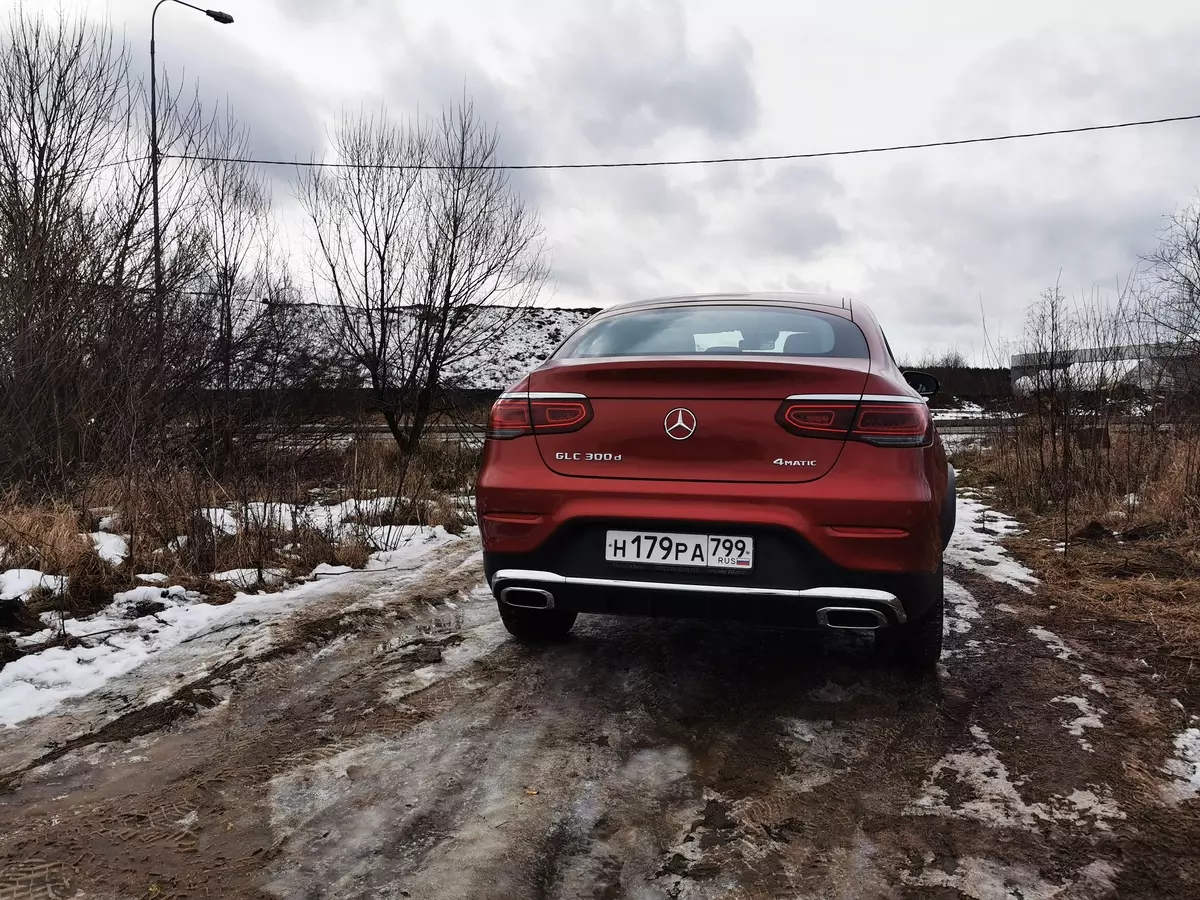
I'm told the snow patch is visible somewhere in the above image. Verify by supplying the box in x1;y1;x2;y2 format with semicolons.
201;507;239;536
903;856;1120;900
88;532;129;565
1;568;65;601
1;587;235;726
1051;696;1104;752
905;725;1124;831
1029;626;1075;662
1161;728;1200;802
1079;673;1108;695
944;577;982;636
930;401;986;421
946;497;1038;592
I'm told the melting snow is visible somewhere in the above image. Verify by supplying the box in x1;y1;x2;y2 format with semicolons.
944;577;982;636
89;532;129;565
1029;626;1075;662
1;526;468;728
1161;728;1200;802
946;497;1038;592
905;725;1124;831
1;586;233;727
1;569;65;602
903;856;1061;900
1079;673;1108;696
1051;696;1104;752
903;857;1119;900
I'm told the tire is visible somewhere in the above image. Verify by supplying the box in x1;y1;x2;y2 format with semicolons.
876;567;944;672
498;602;577;642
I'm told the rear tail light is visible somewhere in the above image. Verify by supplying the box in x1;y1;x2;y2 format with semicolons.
777;403;857;438
486;393;594;439
853;403;932;447
776;399;932;447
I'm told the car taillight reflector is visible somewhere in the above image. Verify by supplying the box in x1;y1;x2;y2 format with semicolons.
486;394;593;439
853;403;931;447
777;403;856;438
487;398;532;439
776;398;932;447
534;401;590;431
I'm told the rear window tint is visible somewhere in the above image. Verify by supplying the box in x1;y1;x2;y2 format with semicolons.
556;305;869;359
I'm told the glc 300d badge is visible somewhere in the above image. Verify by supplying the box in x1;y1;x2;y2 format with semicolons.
664;408;698;440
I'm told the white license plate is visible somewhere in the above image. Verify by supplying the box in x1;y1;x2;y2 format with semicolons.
604;530;754;569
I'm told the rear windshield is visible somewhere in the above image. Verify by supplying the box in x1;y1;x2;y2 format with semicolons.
556;305;869;359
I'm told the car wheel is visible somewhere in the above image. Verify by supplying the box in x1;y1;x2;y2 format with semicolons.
876;567;944;672
498;602;578;642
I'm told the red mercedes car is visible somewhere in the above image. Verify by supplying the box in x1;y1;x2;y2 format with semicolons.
475;293;955;669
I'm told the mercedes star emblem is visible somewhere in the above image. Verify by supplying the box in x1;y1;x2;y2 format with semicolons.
664;407;698;440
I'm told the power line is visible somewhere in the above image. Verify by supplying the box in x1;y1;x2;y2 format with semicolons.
161;112;1200;172
8;155;151;186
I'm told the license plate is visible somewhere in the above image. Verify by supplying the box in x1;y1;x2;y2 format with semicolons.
604;530;754;569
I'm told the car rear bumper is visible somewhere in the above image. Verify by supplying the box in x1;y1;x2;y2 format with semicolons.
484;553;942;628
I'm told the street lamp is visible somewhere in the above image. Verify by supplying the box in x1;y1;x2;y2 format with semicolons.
149;0;233;316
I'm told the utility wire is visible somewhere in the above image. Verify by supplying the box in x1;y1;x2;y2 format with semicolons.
161;112;1200;172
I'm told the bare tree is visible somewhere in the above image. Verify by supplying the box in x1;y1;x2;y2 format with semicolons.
191;107;310;471
295;108;426;451
296;99;547;454
0;5;243;495
0;8;159;492
1140;198;1200;401
404;100;548;444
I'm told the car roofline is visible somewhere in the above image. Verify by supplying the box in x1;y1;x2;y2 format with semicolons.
589;292;855;320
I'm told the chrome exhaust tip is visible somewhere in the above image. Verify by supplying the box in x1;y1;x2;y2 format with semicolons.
816;607;889;630
499;586;555;610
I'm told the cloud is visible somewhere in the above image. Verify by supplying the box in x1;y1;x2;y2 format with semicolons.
380;26;548;202
734;164;845;260
275;0;396;25
849;24;1200;358
548;2;759;151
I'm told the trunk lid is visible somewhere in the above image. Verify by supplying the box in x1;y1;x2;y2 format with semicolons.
529;357;870;483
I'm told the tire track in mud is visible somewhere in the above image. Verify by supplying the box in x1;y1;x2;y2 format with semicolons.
2;551;1199;899
262;566;1200;900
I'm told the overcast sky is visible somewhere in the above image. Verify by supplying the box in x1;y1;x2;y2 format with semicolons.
20;0;1200;361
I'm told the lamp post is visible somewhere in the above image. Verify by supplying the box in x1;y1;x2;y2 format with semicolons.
150;1;233;312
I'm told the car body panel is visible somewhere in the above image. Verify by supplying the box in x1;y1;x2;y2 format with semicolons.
475;292;952;628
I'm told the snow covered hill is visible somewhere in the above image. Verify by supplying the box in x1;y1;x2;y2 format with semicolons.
441;306;601;390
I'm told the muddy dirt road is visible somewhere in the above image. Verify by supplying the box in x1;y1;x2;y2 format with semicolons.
2;512;1199;899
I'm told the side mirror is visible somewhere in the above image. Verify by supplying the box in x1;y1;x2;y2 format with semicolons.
903;370;940;398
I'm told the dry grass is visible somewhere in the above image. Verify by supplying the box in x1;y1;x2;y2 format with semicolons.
957;428;1200;657
1008;525;1200;657
0;496;94;572
0;495;129;617
0;434;479;635
960;424;1200;527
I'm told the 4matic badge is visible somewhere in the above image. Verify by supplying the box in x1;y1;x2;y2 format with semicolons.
773;458;818;467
